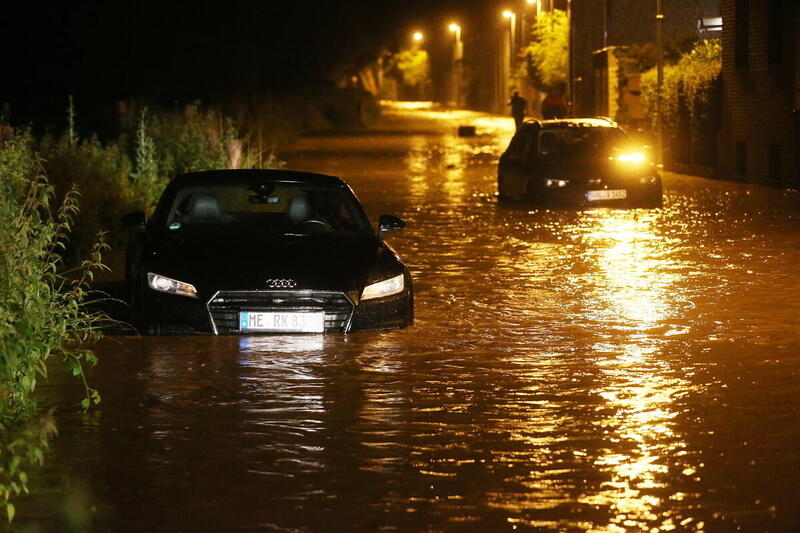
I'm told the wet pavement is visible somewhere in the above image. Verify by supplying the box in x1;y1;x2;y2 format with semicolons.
16;102;800;532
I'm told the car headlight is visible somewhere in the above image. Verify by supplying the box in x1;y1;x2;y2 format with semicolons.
361;274;405;300
544;179;569;188
147;273;198;298
611;152;649;165
616;152;646;163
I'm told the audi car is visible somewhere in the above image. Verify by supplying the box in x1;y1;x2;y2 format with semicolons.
498;118;662;207
122;169;413;334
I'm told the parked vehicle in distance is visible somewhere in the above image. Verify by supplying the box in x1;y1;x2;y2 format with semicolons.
498;118;662;207
122;169;413;334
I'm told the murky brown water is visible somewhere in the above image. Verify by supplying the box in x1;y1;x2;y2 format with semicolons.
17;103;800;532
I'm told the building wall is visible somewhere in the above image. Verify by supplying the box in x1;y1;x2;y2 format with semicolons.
719;0;798;186
607;0;722;45
571;1;605;117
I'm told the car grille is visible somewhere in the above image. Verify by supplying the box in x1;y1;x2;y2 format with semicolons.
207;290;354;334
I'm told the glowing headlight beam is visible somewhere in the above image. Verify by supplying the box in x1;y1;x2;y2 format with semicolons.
147;273;198;298
613;152;647;163
362;274;405;300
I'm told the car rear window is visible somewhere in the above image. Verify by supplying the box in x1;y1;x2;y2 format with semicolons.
538;127;627;158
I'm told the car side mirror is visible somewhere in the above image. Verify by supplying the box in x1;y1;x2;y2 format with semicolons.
378;214;405;240
121;211;147;230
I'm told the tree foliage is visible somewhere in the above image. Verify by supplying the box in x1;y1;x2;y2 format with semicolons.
522;9;568;91
640;39;721;131
390;49;431;88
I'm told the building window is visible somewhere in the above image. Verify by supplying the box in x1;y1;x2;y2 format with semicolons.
768;143;781;183
768;0;784;65
735;0;750;69
735;141;747;177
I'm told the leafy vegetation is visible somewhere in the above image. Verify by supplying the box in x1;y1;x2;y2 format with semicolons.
382;47;432;101
521;9;568;92
0;132;107;523
130;107;160;209
640;39;722;132
36;101;263;260
39;133;133;262
392;49;431;89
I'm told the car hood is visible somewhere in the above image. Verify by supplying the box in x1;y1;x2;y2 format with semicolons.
144;232;399;296
535;156;655;181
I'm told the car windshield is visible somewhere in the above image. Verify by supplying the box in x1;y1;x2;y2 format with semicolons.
163;182;370;237
538;127;627;158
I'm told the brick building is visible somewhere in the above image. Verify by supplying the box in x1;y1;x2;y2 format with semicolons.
720;0;799;186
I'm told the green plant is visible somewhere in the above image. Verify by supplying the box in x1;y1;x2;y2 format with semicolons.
39;133;133;261
0;132;106;522
66;95;77;148
392;49;430;88
640;39;721;132
148;103;230;177
130;107;161;210
521;9;568;91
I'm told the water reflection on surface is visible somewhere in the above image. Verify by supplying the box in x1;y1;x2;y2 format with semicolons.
18;103;800;531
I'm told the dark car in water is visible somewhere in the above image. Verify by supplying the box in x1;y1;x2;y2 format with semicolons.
497;118;662;207
122;169;413;334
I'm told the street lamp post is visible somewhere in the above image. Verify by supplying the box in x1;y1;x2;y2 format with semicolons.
656;0;664;167
449;23;462;55
502;10;517;70
499;10;517;114
567;0;574;117
449;23;463;107
522;0;537;47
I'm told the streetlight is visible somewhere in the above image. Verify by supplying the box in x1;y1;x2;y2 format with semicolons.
502;10;517;71
567;0;573;116
522;0;538;47
656;0;664;167
502;10;517;62
449;23;461;42
412;31;423;44
449;23;463;107
449;24;463;64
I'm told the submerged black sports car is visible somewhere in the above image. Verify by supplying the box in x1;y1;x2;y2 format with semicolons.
122;170;413;334
498;118;662;207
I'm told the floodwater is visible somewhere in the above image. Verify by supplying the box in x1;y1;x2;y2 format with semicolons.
17;103;800;532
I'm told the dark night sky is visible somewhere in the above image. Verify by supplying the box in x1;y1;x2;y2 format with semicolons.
1;0;488;126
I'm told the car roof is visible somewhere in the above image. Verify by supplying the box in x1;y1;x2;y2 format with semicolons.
521;117;619;129
172;169;349;187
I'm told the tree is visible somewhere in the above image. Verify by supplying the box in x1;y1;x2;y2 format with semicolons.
393;49;430;88
521;10;568;92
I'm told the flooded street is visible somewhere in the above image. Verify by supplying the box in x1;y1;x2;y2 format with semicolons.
18;103;800;532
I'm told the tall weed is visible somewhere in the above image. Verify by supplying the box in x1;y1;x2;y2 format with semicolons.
148;103;230;176
39;134;132;262
0;132;106;522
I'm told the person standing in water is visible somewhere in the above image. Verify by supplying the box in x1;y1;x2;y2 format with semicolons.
508;92;528;130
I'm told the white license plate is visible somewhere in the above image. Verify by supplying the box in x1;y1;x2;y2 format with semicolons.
239;311;325;333
587;189;627;201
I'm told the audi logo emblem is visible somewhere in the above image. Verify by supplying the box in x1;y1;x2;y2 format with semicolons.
266;278;297;289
